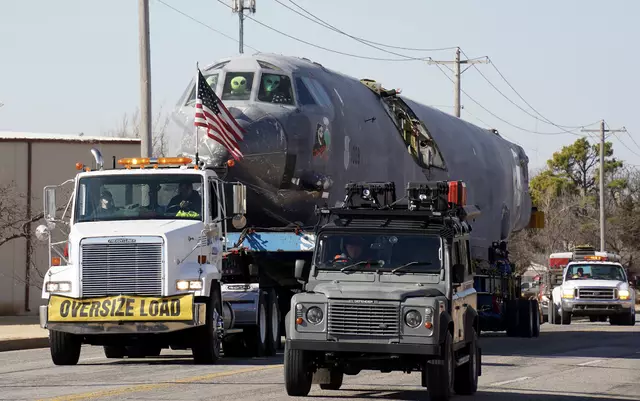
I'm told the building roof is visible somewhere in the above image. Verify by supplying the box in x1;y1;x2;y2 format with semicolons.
0;131;141;144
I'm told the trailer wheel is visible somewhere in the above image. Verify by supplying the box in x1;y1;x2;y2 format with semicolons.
319;370;344;390
453;327;478;395
284;342;313;396
423;330;454;401
192;282;223;364
49;330;81;366
244;290;268;357
517;300;533;337
266;288;281;356
505;300;519;337
103;346;126;359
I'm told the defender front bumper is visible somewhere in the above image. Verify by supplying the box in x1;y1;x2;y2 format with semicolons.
286;339;440;356
39;303;207;335
562;299;633;316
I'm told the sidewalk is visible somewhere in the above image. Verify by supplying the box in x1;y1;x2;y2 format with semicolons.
0;316;49;352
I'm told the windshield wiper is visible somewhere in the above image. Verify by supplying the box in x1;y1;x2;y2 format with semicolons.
340;260;384;272
391;261;433;274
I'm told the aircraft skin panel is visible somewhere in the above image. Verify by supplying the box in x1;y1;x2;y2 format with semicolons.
168;53;532;261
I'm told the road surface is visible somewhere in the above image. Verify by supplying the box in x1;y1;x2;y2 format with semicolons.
2;320;639;401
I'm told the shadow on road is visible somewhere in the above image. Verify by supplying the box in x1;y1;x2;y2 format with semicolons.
80;352;285;367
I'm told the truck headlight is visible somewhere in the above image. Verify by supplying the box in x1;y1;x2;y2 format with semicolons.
562;289;575;299
306;306;323;324
46;281;72;293
405;309;422;328
176;279;203;291
618;289;630;300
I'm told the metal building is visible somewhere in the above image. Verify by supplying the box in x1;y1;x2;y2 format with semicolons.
0;132;141;315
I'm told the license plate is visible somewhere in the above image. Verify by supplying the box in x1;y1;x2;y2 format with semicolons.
47;294;194;322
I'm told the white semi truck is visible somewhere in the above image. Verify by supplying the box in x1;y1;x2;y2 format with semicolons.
35;149;256;365
546;246;636;325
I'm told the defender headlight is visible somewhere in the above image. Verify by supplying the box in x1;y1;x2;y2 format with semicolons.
618;289;630;300
562;289;575;299
404;309;422;328
46;281;72;293
306;306;324;324
176;280;203;291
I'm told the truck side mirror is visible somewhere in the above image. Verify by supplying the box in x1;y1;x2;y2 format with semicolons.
294;259;307;283
452;263;465;284
232;183;246;215
44;187;56;221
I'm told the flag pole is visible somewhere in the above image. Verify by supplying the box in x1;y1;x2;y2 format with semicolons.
195;62;200;166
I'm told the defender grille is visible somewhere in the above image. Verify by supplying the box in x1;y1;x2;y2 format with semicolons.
328;302;399;336
81;240;163;297
577;288;615;300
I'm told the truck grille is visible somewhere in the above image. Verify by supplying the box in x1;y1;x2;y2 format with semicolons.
577;287;615;300
81;239;163;297
328;302;399;336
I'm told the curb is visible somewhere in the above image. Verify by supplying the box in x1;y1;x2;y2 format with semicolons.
0;337;49;352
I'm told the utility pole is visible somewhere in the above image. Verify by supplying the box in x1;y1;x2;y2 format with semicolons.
581;120;627;252
427;48;489;118
231;0;256;54
138;0;152;157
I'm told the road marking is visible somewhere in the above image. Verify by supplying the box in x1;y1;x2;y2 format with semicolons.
36;364;284;401
578;359;603;366
489;376;531;386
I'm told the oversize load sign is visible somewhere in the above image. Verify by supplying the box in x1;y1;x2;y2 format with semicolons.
47;294;194;322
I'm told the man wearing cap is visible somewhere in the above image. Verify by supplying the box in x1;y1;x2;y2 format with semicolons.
334;236;366;262
168;181;202;215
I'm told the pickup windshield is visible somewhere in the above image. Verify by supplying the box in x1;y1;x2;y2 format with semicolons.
565;264;626;281
314;232;441;273
74;174;204;223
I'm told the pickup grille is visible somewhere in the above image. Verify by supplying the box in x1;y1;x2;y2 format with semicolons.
328;302;399;336
81;239;163;297
577;287;615;300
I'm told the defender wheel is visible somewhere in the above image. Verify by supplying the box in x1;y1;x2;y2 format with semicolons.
192;283;223;364
104;346;126;359
423;330;454;401
319;370;344;390
453;328;479;395
265;288;281;356
284;343;312;396
49;330;81;366
244;290;268;357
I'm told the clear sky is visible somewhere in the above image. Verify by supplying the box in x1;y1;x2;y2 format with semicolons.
1;0;638;170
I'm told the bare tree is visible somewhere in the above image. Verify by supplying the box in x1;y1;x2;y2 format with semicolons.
105;105;171;157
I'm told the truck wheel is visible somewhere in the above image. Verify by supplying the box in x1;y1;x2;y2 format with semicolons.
104;346;126;359
453;328;479;395
589;316;598;322
49;330;81;366
244;290;268;357
192;283;223;364
517;300;533;337
505;300;519;337
319;370;344;390
284;342;313;396
561;310;572;325
423;330;454;401
266;288;281;356
222;334;245;357
531;300;540;337
599;316;608;322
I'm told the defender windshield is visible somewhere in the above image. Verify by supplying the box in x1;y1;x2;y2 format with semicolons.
565;264;626;281
74;174;204;223
314;233;441;273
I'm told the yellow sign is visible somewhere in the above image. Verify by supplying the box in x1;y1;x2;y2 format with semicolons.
47;294;194;322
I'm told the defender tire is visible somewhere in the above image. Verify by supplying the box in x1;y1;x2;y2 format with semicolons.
453;328;479;395
284;343;313;396
192;282;223;364
244;290;268;357
423;330;454;401
104;346;126;359
50;330;81;366
265;288;281;356
319;370;344;390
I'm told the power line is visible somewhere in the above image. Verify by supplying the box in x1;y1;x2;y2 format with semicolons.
156;0;261;52
214;0;433;61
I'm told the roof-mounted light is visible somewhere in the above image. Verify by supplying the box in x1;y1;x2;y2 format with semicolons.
406;181;449;212
583;255;607;261
117;156;193;168
343;182;396;209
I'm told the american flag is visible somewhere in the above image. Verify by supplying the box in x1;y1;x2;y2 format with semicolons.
194;69;246;160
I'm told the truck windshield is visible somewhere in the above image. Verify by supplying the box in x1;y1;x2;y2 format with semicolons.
566;264;626;281
314;233;441;273
74;174;204;223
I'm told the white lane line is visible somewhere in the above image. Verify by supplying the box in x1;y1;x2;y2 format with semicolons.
489;376;531;386
578;359;603;366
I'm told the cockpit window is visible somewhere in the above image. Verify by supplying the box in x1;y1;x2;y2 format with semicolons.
185;73;219;106
222;72;254;101
295;77;316;106
258;73;294;105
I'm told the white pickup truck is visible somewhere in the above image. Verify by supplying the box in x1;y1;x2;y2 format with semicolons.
549;251;636;326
